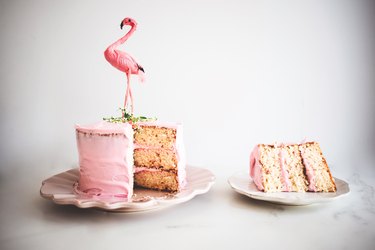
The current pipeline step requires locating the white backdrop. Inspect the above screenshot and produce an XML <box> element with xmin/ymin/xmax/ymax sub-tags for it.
<box><xmin>1</xmin><ymin>0</ymin><xmax>374</xmax><ymax>177</ymax></box>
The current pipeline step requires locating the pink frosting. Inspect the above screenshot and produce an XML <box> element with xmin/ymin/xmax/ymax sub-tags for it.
<box><xmin>134</xmin><ymin>167</ymin><xmax>161</xmax><ymax>173</ymax></box>
<box><xmin>299</xmin><ymin>146</ymin><xmax>317</xmax><ymax>191</ymax></box>
<box><xmin>250</xmin><ymin>145</ymin><xmax>264</xmax><ymax>190</ymax></box>
<box><xmin>76</xmin><ymin>121</ymin><xmax>134</xmax><ymax>199</ymax></box>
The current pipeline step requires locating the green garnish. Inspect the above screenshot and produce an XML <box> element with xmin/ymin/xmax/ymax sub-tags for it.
<box><xmin>103</xmin><ymin>108</ymin><xmax>157</xmax><ymax>124</ymax></box>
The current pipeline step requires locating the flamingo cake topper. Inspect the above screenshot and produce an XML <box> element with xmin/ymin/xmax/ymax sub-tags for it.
<box><xmin>104</xmin><ymin>17</ymin><xmax>145</xmax><ymax>117</ymax></box>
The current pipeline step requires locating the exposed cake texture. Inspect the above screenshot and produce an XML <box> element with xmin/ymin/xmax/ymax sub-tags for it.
<box><xmin>250</xmin><ymin>142</ymin><xmax>336</xmax><ymax>192</ymax></box>
<box><xmin>76</xmin><ymin>121</ymin><xmax>134</xmax><ymax>198</ymax></box>
<box><xmin>299</xmin><ymin>142</ymin><xmax>336</xmax><ymax>192</ymax></box>
<box><xmin>133</xmin><ymin>122</ymin><xmax>186</xmax><ymax>192</ymax></box>
<box><xmin>134</xmin><ymin>169</ymin><xmax>179</xmax><ymax>191</ymax></box>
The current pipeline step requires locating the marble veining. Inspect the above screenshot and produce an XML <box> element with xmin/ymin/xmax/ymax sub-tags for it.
<box><xmin>333</xmin><ymin>173</ymin><xmax>375</xmax><ymax>226</ymax></box>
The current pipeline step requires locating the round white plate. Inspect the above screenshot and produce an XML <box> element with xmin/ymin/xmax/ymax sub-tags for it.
<box><xmin>228</xmin><ymin>171</ymin><xmax>350</xmax><ymax>206</ymax></box>
<box><xmin>40</xmin><ymin>166</ymin><xmax>215</xmax><ymax>212</ymax></box>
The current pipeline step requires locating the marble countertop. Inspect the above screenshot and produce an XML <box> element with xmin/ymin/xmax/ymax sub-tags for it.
<box><xmin>1</xmin><ymin>164</ymin><xmax>374</xmax><ymax>250</ymax></box>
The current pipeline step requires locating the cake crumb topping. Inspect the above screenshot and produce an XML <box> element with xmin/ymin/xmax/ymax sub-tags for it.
<box><xmin>103</xmin><ymin>108</ymin><xmax>157</xmax><ymax>124</ymax></box>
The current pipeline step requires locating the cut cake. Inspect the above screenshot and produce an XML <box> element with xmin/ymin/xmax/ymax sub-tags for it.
<box><xmin>250</xmin><ymin>142</ymin><xmax>336</xmax><ymax>192</ymax></box>
<box><xmin>75</xmin><ymin>121</ymin><xmax>186</xmax><ymax>199</ymax></box>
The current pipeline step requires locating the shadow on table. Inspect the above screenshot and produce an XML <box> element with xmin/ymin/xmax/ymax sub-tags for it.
<box><xmin>227</xmin><ymin>188</ymin><xmax>332</xmax><ymax>215</ymax></box>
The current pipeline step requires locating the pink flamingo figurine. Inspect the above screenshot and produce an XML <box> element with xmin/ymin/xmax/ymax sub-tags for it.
<box><xmin>104</xmin><ymin>17</ymin><xmax>145</xmax><ymax>116</ymax></box>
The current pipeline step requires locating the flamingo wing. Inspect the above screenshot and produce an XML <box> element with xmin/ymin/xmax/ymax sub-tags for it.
<box><xmin>113</xmin><ymin>50</ymin><xmax>143</xmax><ymax>74</ymax></box>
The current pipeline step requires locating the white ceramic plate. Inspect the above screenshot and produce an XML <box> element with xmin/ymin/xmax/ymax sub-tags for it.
<box><xmin>228</xmin><ymin>171</ymin><xmax>350</xmax><ymax>206</ymax></box>
<box><xmin>40</xmin><ymin>166</ymin><xmax>215</xmax><ymax>212</ymax></box>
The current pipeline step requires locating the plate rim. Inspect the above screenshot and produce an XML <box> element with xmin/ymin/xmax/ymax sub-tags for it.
<box><xmin>40</xmin><ymin>166</ymin><xmax>215</xmax><ymax>212</ymax></box>
<box><xmin>227</xmin><ymin>171</ymin><xmax>350</xmax><ymax>206</ymax></box>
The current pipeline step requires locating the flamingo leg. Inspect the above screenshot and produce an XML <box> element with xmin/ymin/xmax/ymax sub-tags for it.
<box><xmin>123</xmin><ymin>73</ymin><xmax>131</xmax><ymax>117</ymax></box>
<box><xmin>129</xmin><ymin>81</ymin><xmax>134</xmax><ymax>114</ymax></box>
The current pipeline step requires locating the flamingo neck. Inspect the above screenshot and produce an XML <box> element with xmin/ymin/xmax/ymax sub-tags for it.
<box><xmin>109</xmin><ymin>25</ymin><xmax>137</xmax><ymax>49</ymax></box>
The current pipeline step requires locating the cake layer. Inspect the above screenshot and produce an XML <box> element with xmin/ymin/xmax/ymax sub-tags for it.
<box><xmin>282</xmin><ymin>144</ymin><xmax>309</xmax><ymax>192</ymax></box>
<box><xmin>250</xmin><ymin>142</ymin><xmax>335</xmax><ymax>193</ymax></box>
<box><xmin>256</xmin><ymin>144</ymin><xmax>284</xmax><ymax>192</ymax></box>
<box><xmin>134</xmin><ymin>125</ymin><xmax>176</xmax><ymax>148</ymax></box>
<box><xmin>134</xmin><ymin>169</ymin><xmax>179</xmax><ymax>192</ymax></box>
<box><xmin>300</xmin><ymin>142</ymin><xmax>336</xmax><ymax>192</ymax></box>
<box><xmin>134</xmin><ymin>148</ymin><xmax>177</xmax><ymax>170</ymax></box>
<box><xmin>76</xmin><ymin>121</ymin><xmax>134</xmax><ymax>198</ymax></box>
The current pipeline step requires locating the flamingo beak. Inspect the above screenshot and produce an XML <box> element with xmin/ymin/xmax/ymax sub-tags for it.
<box><xmin>120</xmin><ymin>21</ymin><xmax>124</xmax><ymax>29</ymax></box>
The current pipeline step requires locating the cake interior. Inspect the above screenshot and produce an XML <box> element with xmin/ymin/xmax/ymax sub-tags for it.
<box><xmin>258</xmin><ymin>145</ymin><xmax>283</xmax><ymax>192</ymax></box>
<box><xmin>256</xmin><ymin>142</ymin><xmax>336</xmax><ymax>193</ymax></box>
<box><xmin>282</xmin><ymin>144</ymin><xmax>309</xmax><ymax>192</ymax></box>
<box><xmin>133</xmin><ymin>125</ymin><xmax>180</xmax><ymax>192</ymax></box>
<box><xmin>300</xmin><ymin>142</ymin><xmax>336</xmax><ymax>192</ymax></box>
<box><xmin>259</xmin><ymin>144</ymin><xmax>308</xmax><ymax>192</ymax></box>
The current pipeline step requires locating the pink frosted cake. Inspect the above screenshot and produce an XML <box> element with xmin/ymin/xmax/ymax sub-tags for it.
<box><xmin>75</xmin><ymin>120</ymin><xmax>186</xmax><ymax>199</ymax></box>
<box><xmin>250</xmin><ymin>142</ymin><xmax>336</xmax><ymax>193</ymax></box>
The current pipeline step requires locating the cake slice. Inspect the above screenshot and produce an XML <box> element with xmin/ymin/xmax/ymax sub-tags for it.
<box><xmin>250</xmin><ymin>142</ymin><xmax>336</xmax><ymax>192</ymax></box>
<box><xmin>133</xmin><ymin>122</ymin><xmax>186</xmax><ymax>192</ymax></box>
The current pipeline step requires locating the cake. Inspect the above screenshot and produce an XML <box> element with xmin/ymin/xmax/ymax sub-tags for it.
<box><xmin>250</xmin><ymin>142</ymin><xmax>336</xmax><ymax>192</ymax></box>
<box><xmin>76</xmin><ymin>120</ymin><xmax>186</xmax><ymax>199</ymax></box>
